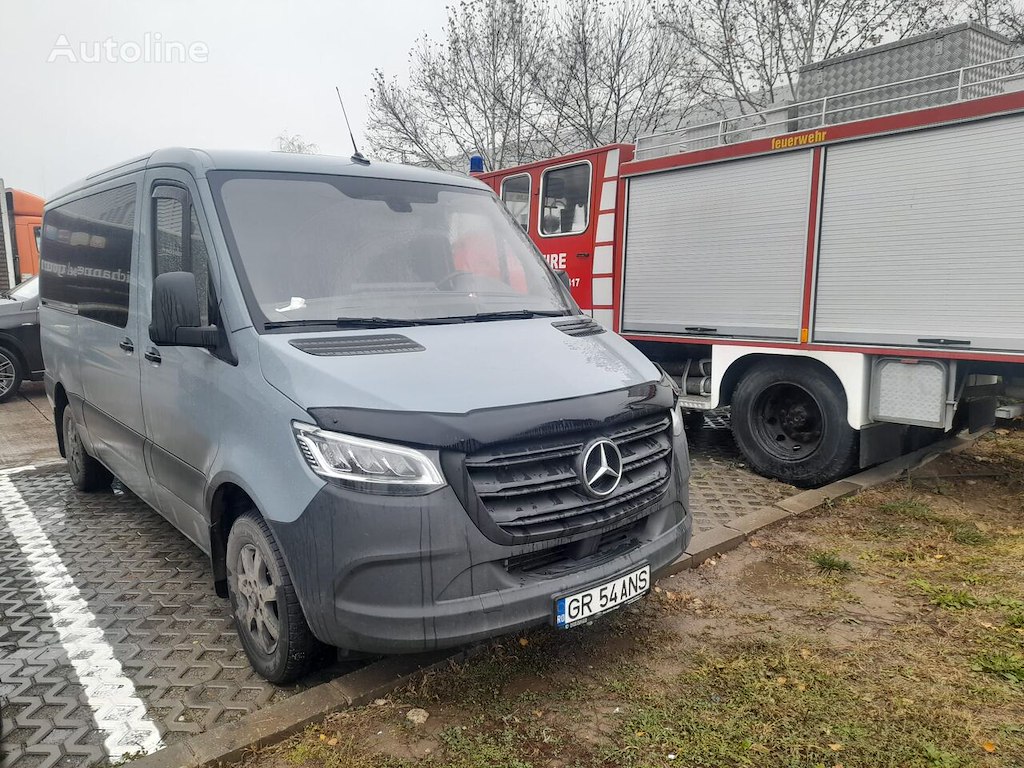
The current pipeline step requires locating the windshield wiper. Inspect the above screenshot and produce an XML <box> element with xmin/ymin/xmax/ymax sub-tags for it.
<box><xmin>264</xmin><ymin>316</ymin><xmax>463</xmax><ymax>331</ymax></box>
<box><xmin>334</xmin><ymin>316</ymin><xmax>462</xmax><ymax>328</ymax></box>
<box><xmin>443</xmin><ymin>309</ymin><xmax>571</xmax><ymax>322</ymax></box>
<box><xmin>264</xmin><ymin>319</ymin><xmax>340</xmax><ymax>330</ymax></box>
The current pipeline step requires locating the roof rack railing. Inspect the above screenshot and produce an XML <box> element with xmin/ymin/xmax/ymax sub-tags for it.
<box><xmin>634</xmin><ymin>53</ymin><xmax>1024</xmax><ymax>160</ymax></box>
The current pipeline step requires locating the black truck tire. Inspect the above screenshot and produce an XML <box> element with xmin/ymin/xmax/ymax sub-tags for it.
<box><xmin>731</xmin><ymin>360</ymin><xmax>857</xmax><ymax>488</ymax></box>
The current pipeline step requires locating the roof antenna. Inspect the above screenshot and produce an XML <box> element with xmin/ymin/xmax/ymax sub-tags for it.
<box><xmin>335</xmin><ymin>87</ymin><xmax>370</xmax><ymax>166</ymax></box>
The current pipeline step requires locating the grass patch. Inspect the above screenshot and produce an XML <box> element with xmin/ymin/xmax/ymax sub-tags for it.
<box><xmin>437</xmin><ymin>724</ymin><xmax>547</xmax><ymax>768</ymax></box>
<box><xmin>909</xmin><ymin>579</ymin><xmax>980</xmax><ymax>609</ymax></box>
<box><xmin>607</xmin><ymin>642</ymin><xmax>977</xmax><ymax>768</ymax></box>
<box><xmin>879</xmin><ymin>498</ymin><xmax>938</xmax><ymax>520</ymax></box>
<box><xmin>810</xmin><ymin>551</ymin><xmax>853</xmax><ymax>574</ymax></box>
<box><xmin>282</xmin><ymin>730</ymin><xmax>390</xmax><ymax>768</ymax></box>
<box><xmin>952</xmin><ymin>524</ymin><xmax>990</xmax><ymax>546</ymax></box>
<box><xmin>972</xmin><ymin>651</ymin><xmax>1024</xmax><ymax>685</ymax></box>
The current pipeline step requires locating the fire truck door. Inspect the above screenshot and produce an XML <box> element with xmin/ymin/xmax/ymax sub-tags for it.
<box><xmin>536</xmin><ymin>159</ymin><xmax>597</xmax><ymax>313</ymax></box>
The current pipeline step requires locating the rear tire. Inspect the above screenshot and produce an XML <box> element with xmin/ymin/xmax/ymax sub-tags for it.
<box><xmin>227</xmin><ymin>511</ymin><xmax>322</xmax><ymax>683</ymax></box>
<box><xmin>731</xmin><ymin>360</ymin><xmax>857</xmax><ymax>488</ymax></box>
<box><xmin>62</xmin><ymin>407</ymin><xmax>113</xmax><ymax>491</ymax></box>
<box><xmin>0</xmin><ymin>347</ymin><xmax>23</xmax><ymax>403</ymax></box>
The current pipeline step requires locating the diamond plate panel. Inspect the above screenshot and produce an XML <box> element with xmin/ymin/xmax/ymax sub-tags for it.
<box><xmin>793</xmin><ymin>23</ymin><xmax>1012</xmax><ymax>130</ymax></box>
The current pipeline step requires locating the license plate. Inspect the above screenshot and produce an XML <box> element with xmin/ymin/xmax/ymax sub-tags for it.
<box><xmin>555</xmin><ymin>565</ymin><xmax>650</xmax><ymax>629</ymax></box>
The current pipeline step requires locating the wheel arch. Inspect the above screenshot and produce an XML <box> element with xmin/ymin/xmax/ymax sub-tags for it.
<box><xmin>712</xmin><ymin>348</ymin><xmax>870</xmax><ymax>429</ymax></box>
<box><xmin>53</xmin><ymin>382</ymin><xmax>70</xmax><ymax>457</ymax></box>
<box><xmin>0</xmin><ymin>335</ymin><xmax>28</xmax><ymax>370</ymax></box>
<box><xmin>208</xmin><ymin>479</ymin><xmax>261</xmax><ymax>598</ymax></box>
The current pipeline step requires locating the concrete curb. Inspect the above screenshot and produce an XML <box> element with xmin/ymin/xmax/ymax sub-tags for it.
<box><xmin>129</xmin><ymin>429</ymin><xmax>983</xmax><ymax>766</ymax></box>
<box><xmin>663</xmin><ymin>429</ymin><xmax>984</xmax><ymax>577</ymax></box>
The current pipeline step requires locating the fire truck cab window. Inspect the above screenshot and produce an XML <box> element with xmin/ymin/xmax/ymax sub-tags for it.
<box><xmin>541</xmin><ymin>163</ymin><xmax>590</xmax><ymax>236</ymax></box>
<box><xmin>500</xmin><ymin>174</ymin><xmax>531</xmax><ymax>230</ymax></box>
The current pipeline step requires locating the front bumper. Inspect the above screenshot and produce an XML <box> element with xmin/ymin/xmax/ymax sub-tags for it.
<box><xmin>271</xmin><ymin>432</ymin><xmax>690</xmax><ymax>654</ymax></box>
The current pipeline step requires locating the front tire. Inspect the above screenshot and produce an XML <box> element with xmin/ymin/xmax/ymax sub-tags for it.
<box><xmin>62</xmin><ymin>407</ymin><xmax>113</xmax><ymax>491</ymax></box>
<box><xmin>731</xmin><ymin>360</ymin><xmax>857</xmax><ymax>488</ymax></box>
<box><xmin>0</xmin><ymin>347</ymin><xmax>23</xmax><ymax>403</ymax></box>
<box><xmin>227</xmin><ymin>511</ymin><xmax>321</xmax><ymax>683</ymax></box>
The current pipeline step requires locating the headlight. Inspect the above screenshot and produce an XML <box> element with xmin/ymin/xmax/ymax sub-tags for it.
<box><xmin>292</xmin><ymin>422</ymin><xmax>445</xmax><ymax>495</ymax></box>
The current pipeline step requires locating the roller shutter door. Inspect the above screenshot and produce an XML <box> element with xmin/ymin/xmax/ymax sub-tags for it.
<box><xmin>622</xmin><ymin>151</ymin><xmax>811</xmax><ymax>339</ymax></box>
<box><xmin>814</xmin><ymin>114</ymin><xmax>1024</xmax><ymax>352</ymax></box>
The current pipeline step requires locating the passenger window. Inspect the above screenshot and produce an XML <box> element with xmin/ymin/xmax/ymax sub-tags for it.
<box><xmin>152</xmin><ymin>188</ymin><xmax>212</xmax><ymax>325</ymax></box>
<box><xmin>540</xmin><ymin>163</ymin><xmax>590</xmax><ymax>236</ymax></box>
<box><xmin>500</xmin><ymin>174</ymin><xmax>531</xmax><ymax>230</ymax></box>
<box><xmin>39</xmin><ymin>184</ymin><xmax>136</xmax><ymax>327</ymax></box>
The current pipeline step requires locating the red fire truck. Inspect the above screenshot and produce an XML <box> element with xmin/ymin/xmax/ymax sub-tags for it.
<box><xmin>476</xmin><ymin>30</ymin><xmax>1024</xmax><ymax>487</ymax></box>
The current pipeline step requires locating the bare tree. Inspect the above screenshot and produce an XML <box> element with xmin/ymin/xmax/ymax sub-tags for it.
<box><xmin>535</xmin><ymin>0</ymin><xmax>704</xmax><ymax>151</ymax></box>
<box><xmin>958</xmin><ymin>0</ymin><xmax>1024</xmax><ymax>42</ymax></box>
<box><xmin>656</xmin><ymin>0</ymin><xmax>952</xmax><ymax>114</ymax></box>
<box><xmin>276</xmin><ymin>132</ymin><xmax>320</xmax><ymax>154</ymax></box>
<box><xmin>367</xmin><ymin>0</ymin><xmax>551</xmax><ymax>170</ymax></box>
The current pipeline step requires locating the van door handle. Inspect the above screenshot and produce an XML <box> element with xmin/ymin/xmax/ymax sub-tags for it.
<box><xmin>118</xmin><ymin>337</ymin><xmax>134</xmax><ymax>354</ymax></box>
<box><xmin>144</xmin><ymin>348</ymin><xmax>162</xmax><ymax>364</ymax></box>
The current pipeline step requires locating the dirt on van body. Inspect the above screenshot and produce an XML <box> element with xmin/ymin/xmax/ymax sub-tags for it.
<box><xmin>244</xmin><ymin>427</ymin><xmax>1024</xmax><ymax>768</ymax></box>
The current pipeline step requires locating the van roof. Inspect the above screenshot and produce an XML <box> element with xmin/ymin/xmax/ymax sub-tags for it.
<box><xmin>48</xmin><ymin>148</ymin><xmax>486</xmax><ymax>205</ymax></box>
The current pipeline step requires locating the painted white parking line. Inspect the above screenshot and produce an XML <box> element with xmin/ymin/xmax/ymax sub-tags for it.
<box><xmin>0</xmin><ymin>471</ymin><xmax>165</xmax><ymax>759</ymax></box>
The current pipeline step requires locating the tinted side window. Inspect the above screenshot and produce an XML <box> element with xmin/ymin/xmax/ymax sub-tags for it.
<box><xmin>152</xmin><ymin>189</ymin><xmax>212</xmax><ymax>325</ymax></box>
<box><xmin>40</xmin><ymin>184</ymin><xmax>136</xmax><ymax>327</ymax></box>
<box><xmin>540</xmin><ymin>163</ymin><xmax>590</xmax><ymax>236</ymax></box>
<box><xmin>500</xmin><ymin>174</ymin><xmax>531</xmax><ymax>230</ymax></box>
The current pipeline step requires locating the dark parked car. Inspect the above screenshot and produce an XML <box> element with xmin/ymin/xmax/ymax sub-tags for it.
<box><xmin>0</xmin><ymin>276</ymin><xmax>43</xmax><ymax>402</ymax></box>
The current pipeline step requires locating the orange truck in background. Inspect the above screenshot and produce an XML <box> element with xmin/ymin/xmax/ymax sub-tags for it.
<box><xmin>0</xmin><ymin>184</ymin><xmax>44</xmax><ymax>290</ymax></box>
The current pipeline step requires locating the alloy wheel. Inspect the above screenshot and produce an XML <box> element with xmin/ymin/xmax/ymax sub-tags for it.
<box><xmin>235</xmin><ymin>543</ymin><xmax>280</xmax><ymax>655</ymax></box>
<box><xmin>0</xmin><ymin>352</ymin><xmax>15</xmax><ymax>398</ymax></box>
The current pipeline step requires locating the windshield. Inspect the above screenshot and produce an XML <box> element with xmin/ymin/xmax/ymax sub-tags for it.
<box><xmin>209</xmin><ymin>172</ymin><xmax>574</xmax><ymax>329</ymax></box>
<box><xmin>9</xmin><ymin>276</ymin><xmax>39</xmax><ymax>301</ymax></box>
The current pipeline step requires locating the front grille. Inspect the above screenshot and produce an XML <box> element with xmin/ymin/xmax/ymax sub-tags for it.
<box><xmin>465</xmin><ymin>412</ymin><xmax>673</xmax><ymax>541</ymax></box>
<box><xmin>505</xmin><ymin>519</ymin><xmax>644</xmax><ymax>576</ymax></box>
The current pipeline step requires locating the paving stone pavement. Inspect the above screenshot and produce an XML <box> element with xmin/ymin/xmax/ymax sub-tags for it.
<box><xmin>0</xmin><ymin>411</ymin><xmax>791</xmax><ymax>768</ymax></box>
<box><xmin>687</xmin><ymin>411</ymin><xmax>796</xmax><ymax>533</ymax></box>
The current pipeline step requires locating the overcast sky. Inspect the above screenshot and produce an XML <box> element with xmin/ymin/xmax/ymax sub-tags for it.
<box><xmin>0</xmin><ymin>0</ymin><xmax>449</xmax><ymax>196</ymax></box>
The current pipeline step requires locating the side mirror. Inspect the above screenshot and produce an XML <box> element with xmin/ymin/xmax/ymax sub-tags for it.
<box><xmin>150</xmin><ymin>271</ymin><xmax>218</xmax><ymax>347</ymax></box>
<box><xmin>555</xmin><ymin>270</ymin><xmax>571</xmax><ymax>290</ymax></box>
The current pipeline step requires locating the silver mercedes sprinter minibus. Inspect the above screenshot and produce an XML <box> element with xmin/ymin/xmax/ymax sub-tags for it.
<box><xmin>39</xmin><ymin>149</ymin><xmax>690</xmax><ymax>682</ymax></box>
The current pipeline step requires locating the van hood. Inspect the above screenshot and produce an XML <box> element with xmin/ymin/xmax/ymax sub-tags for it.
<box><xmin>258</xmin><ymin>317</ymin><xmax>660</xmax><ymax>416</ymax></box>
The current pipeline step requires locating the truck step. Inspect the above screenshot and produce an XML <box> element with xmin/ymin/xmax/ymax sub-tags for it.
<box><xmin>678</xmin><ymin>394</ymin><xmax>714</xmax><ymax>410</ymax></box>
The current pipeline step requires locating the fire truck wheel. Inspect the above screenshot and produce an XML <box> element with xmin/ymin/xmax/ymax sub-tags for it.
<box><xmin>731</xmin><ymin>360</ymin><xmax>857</xmax><ymax>488</ymax></box>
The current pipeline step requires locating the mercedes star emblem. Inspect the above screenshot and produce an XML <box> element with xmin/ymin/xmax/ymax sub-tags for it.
<box><xmin>578</xmin><ymin>438</ymin><xmax>623</xmax><ymax>498</ymax></box>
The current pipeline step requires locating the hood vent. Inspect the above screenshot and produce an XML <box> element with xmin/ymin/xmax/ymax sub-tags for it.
<box><xmin>552</xmin><ymin>317</ymin><xmax>606</xmax><ymax>337</ymax></box>
<box><xmin>290</xmin><ymin>334</ymin><xmax>425</xmax><ymax>356</ymax></box>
